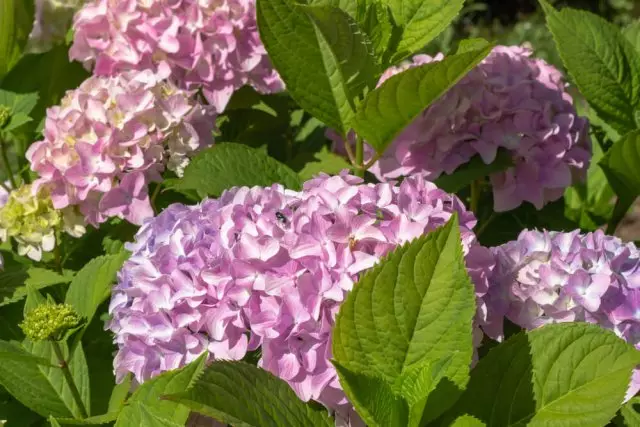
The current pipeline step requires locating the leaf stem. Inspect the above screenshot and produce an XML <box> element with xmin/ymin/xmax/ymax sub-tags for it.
<box><xmin>354</xmin><ymin>135</ymin><xmax>364</xmax><ymax>178</ymax></box>
<box><xmin>150</xmin><ymin>183</ymin><xmax>162</xmax><ymax>213</ymax></box>
<box><xmin>343</xmin><ymin>137</ymin><xmax>356</xmax><ymax>165</ymax></box>
<box><xmin>50</xmin><ymin>340</ymin><xmax>88</xmax><ymax>419</ymax></box>
<box><xmin>0</xmin><ymin>135</ymin><xmax>17</xmax><ymax>189</ymax></box>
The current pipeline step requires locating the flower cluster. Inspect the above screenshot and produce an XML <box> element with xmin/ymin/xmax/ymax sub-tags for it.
<box><xmin>20</xmin><ymin>303</ymin><xmax>81</xmax><ymax>341</ymax></box>
<box><xmin>487</xmin><ymin>229</ymin><xmax>640</xmax><ymax>399</ymax></box>
<box><xmin>69</xmin><ymin>0</ymin><xmax>284</xmax><ymax>112</ymax></box>
<box><xmin>330</xmin><ymin>45</ymin><xmax>591</xmax><ymax>212</ymax></box>
<box><xmin>108</xmin><ymin>173</ymin><xmax>496</xmax><ymax>417</ymax></box>
<box><xmin>27</xmin><ymin>69</ymin><xmax>215</xmax><ymax>227</ymax></box>
<box><xmin>27</xmin><ymin>0</ymin><xmax>84</xmax><ymax>53</ymax></box>
<box><xmin>0</xmin><ymin>184</ymin><xmax>85</xmax><ymax>261</ymax></box>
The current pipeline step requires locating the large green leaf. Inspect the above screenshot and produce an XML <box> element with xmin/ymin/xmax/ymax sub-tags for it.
<box><xmin>444</xmin><ymin>323</ymin><xmax>640</xmax><ymax>427</ymax></box>
<box><xmin>332</xmin><ymin>215</ymin><xmax>476</xmax><ymax>422</ymax></box>
<box><xmin>257</xmin><ymin>0</ymin><xmax>378</xmax><ymax>134</ymax></box>
<box><xmin>386</xmin><ymin>0</ymin><xmax>464</xmax><ymax>63</ymax></box>
<box><xmin>0</xmin><ymin>340</ymin><xmax>89</xmax><ymax>418</ymax></box>
<box><xmin>540</xmin><ymin>1</ymin><xmax>640</xmax><ymax>135</ymax></box>
<box><xmin>114</xmin><ymin>353</ymin><xmax>207</xmax><ymax>427</ymax></box>
<box><xmin>0</xmin><ymin>0</ymin><xmax>33</xmax><ymax>79</ymax></box>
<box><xmin>65</xmin><ymin>251</ymin><xmax>129</xmax><ymax>330</ymax></box>
<box><xmin>623</xmin><ymin>21</ymin><xmax>640</xmax><ymax>54</ymax></box>
<box><xmin>164</xmin><ymin>361</ymin><xmax>334</xmax><ymax>427</ymax></box>
<box><xmin>451</xmin><ymin>415</ymin><xmax>487</xmax><ymax>427</ymax></box>
<box><xmin>171</xmin><ymin>143</ymin><xmax>302</xmax><ymax>196</ymax></box>
<box><xmin>620</xmin><ymin>397</ymin><xmax>640</xmax><ymax>427</ymax></box>
<box><xmin>296</xmin><ymin>146</ymin><xmax>352</xmax><ymax>180</ymax></box>
<box><xmin>351</xmin><ymin>46</ymin><xmax>491</xmax><ymax>154</ymax></box>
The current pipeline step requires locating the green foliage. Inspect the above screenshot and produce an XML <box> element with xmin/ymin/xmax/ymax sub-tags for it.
<box><xmin>163</xmin><ymin>361</ymin><xmax>334</xmax><ymax>427</ymax></box>
<box><xmin>444</xmin><ymin>323</ymin><xmax>640</xmax><ymax>427</ymax></box>
<box><xmin>351</xmin><ymin>46</ymin><xmax>492</xmax><ymax>154</ymax></box>
<box><xmin>450</xmin><ymin>415</ymin><xmax>487</xmax><ymax>427</ymax></box>
<box><xmin>620</xmin><ymin>397</ymin><xmax>640</xmax><ymax>426</ymax></box>
<box><xmin>386</xmin><ymin>0</ymin><xmax>465</xmax><ymax>63</ymax></box>
<box><xmin>0</xmin><ymin>262</ymin><xmax>73</xmax><ymax>308</ymax></box>
<box><xmin>170</xmin><ymin>142</ymin><xmax>303</xmax><ymax>196</ymax></box>
<box><xmin>541</xmin><ymin>0</ymin><xmax>640</xmax><ymax>136</ymax></box>
<box><xmin>623</xmin><ymin>20</ymin><xmax>640</xmax><ymax>53</ymax></box>
<box><xmin>257</xmin><ymin>0</ymin><xmax>378</xmax><ymax>134</ymax></box>
<box><xmin>0</xmin><ymin>0</ymin><xmax>34</xmax><ymax>79</ymax></box>
<box><xmin>333</xmin><ymin>215</ymin><xmax>476</xmax><ymax>424</ymax></box>
<box><xmin>114</xmin><ymin>353</ymin><xmax>207</xmax><ymax>427</ymax></box>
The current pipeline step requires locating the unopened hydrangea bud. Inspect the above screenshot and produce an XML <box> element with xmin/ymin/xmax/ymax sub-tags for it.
<box><xmin>0</xmin><ymin>106</ymin><xmax>11</xmax><ymax>129</ymax></box>
<box><xmin>20</xmin><ymin>303</ymin><xmax>81</xmax><ymax>341</ymax></box>
<box><xmin>0</xmin><ymin>184</ymin><xmax>85</xmax><ymax>261</ymax></box>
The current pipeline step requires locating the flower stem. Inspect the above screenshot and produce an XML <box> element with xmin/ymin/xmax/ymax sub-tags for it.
<box><xmin>0</xmin><ymin>136</ymin><xmax>17</xmax><ymax>189</ymax></box>
<box><xmin>470</xmin><ymin>179</ymin><xmax>481</xmax><ymax>213</ymax></box>
<box><xmin>51</xmin><ymin>340</ymin><xmax>88</xmax><ymax>419</ymax></box>
<box><xmin>150</xmin><ymin>183</ymin><xmax>162</xmax><ymax>214</ymax></box>
<box><xmin>354</xmin><ymin>136</ymin><xmax>364</xmax><ymax>178</ymax></box>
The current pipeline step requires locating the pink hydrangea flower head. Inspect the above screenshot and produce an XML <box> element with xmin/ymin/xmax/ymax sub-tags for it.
<box><xmin>488</xmin><ymin>229</ymin><xmax>640</xmax><ymax>400</ymax></box>
<box><xmin>329</xmin><ymin>46</ymin><xmax>591</xmax><ymax>212</ymax></box>
<box><xmin>108</xmin><ymin>172</ymin><xmax>496</xmax><ymax>419</ymax></box>
<box><xmin>69</xmin><ymin>0</ymin><xmax>284</xmax><ymax>112</ymax></box>
<box><xmin>27</xmin><ymin>70</ymin><xmax>215</xmax><ymax>226</ymax></box>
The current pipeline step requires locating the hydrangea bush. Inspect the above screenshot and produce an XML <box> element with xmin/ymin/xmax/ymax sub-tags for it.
<box><xmin>0</xmin><ymin>0</ymin><xmax>640</xmax><ymax>426</ymax></box>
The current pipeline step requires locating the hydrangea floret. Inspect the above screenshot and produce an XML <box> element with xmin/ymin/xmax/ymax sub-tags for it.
<box><xmin>108</xmin><ymin>172</ymin><xmax>496</xmax><ymax>418</ymax></box>
<box><xmin>487</xmin><ymin>229</ymin><xmax>640</xmax><ymax>400</ymax></box>
<box><xmin>0</xmin><ymin>184</ymin><xmax>85</xmax><ymax>261</ymax></box>
<box><xmin>20</xmin><ymin>303</ymin><xmax>81</xmax><ymax>342</ymax></box>
<box><xmin>329</xmin><ymin>45</ymin><xmax>591</xmax><ymax>212</ymax></box>
<box><xmin>27</xmin><ymin>69</ymin><xmax>215</xmax><ymax>226</ymax></box>
<box><xmin>69</xmin><ymin>0</ymin><xmax>284</xmax><ymax>112</ymax></box>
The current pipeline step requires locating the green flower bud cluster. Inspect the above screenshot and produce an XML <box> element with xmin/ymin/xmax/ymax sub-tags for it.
<box><xmin>0</xmin><ymin>184</ymin><xmax>85</xmax><ymax>261</ymax></box>
<box><xmin>19</xmin><ymin>303</ymin><xmax>81</xmax><ymax>342</ymax></box>
<box><xmin>0</xmin><ymin>106</ymin><xmax>10</xmax><ymax>129</ymax></box>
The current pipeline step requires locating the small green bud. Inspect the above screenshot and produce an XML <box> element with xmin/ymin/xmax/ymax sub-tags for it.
<box><xmin>20</xmin><ymin>303</ymin><xmax>81</xmax><ymax>342</ymax></box>
<box><xmin>0</xmin><ymin>106</ymin><xmax>10</xmax><ymax>129</ymax></box>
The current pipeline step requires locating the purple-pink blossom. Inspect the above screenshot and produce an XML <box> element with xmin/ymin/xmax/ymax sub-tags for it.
<box><xmin>69</xmin><ymin>0</ymin><xmax>284</xmax><ymax>112</ymax></box>
<box><xmin>27</xmin><ymin>69</ymin><xmax>215</xmax><ymax>226</ymax></box>
<box><xmin>330</xmin><ymin>45</ymin><xmax>591</xmax><ymax>212</ymax></box>
<box><xmin>108</xmin><ymin>173</ymin><xmax>496</xmax><ymax>418</ymax></box>
<box><xmin>487</xmin><ymin>229</ymin><xmax>640</xmax><ymax>400</ymax></box>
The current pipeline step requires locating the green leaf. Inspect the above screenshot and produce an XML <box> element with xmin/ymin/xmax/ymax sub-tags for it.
<box><xmin>257</xmin><ymin>0</ymin><xmax>378</xmax><ymax>134</ymax></box>
<box><xmin>333</xmin><ymin>361</ymin><xmax>408</xmax><ymax>427</ymax></box>
<box><xmin>0</xmin><ymin>340</ymin><xmax>55</xmax><ymax>367</ymax></box>
<box><xmin>450</xmin><ymin>415</ymin><xmax>486</xmax><ymax>427</ymax></box>
<box><xmin>434</xmin><ymin>150</ymin><xmax>513</xmax><ymax>193</ymax></box>
<box><xmin>444</xmin><ymin>323</ymin><xmax>640</xmax><ymax>427</ymax></box>
<box><xmin>351</xmin><ymin>46</ymin><xmax>491</xmax><ymax>154</ymax></box>
<box><xmin>0</xmin><ymin>266</ymin><xmax>73</xmax><ymax>308</ymax></box>
<box><xmin>623</xmin><ymin>20</ymin><xmax>640</xmax><ymax>53</ymax></box>
<box><xmin>4</xmin><ymin>112</ymin><xmax>31</xmax><ymax>131</ymax></box>
<box><xmin>564</xmin><ymin>134</ymin><xmax>614</xmax><ymax>230</ymax></box>
<box><xmin>387</xmin><ymin>0</ymin><xmax>464</xmax><ymax>63</ymax></box>
<box><xmin>358</xmin><ymin>2</ymin><xmax>394</xmax><ymax>61</ymax></box>
<box><xmin>172</xmin><ymin>143</ymin><xmax>302</xmax><ymax>196</ymax></box>
<box><xmin>540</xmin><ymin>0</ymin><xmax>640</xmax><ymax>135</ymax></box>
<box><xmin>620</xmin><ymin>397</ymin><xmax>640</xmax><ymax>427</ymax></box>
<box><xmin>115</xmin><ymin>353</ymin><xmax>208</xmax><ymax>427</ymax></box>
<box><xmin>56</xmin><ymin>412</ymin><xmax>119</xmax><ymax>425</ymax></box>
<box><xmin>163</xmin><ymin>361</ymin><xmax>333</xmax><ymax>427</ymax></box>
<box><xmin>297</xmin><ymin>146</ymin><xmax>351</xmax><ymax>180</ymax></box>
<box><xmin>48</xmin><ymin>417</ymin><xmax>61</xmax><ymax>427</ymax></box>
<box><xmin>108</xmin><ymin>374</ymin><xmax>131</xmax><ymax>413</ymax></box>
<box><xmin>0</xmin><ymin>0</ymin><xmax>34</xmax><ymax>79</ymax></box>
<box><xmin>0</xmin><ymin>340</ymin><xmax>89</xmax><ymax>418</ymax></box>
<box><xmin>600</xmin><ymin>129</ymin><xmax>640</xmax><ymax>229</ymax></box>
<box><xmin>332</xmin><ymin>215</ymin><xmax>476</xmax><ymax>422</ymax></box>
<box><xmin>65</xmin><ymin>251</ymin><xmax>129</xmax><ymax>329</ymax></box>
<box><xmin>0</xmin><ymin>90</ymin><xmax>38</xmax><ymax>115</ymax></box>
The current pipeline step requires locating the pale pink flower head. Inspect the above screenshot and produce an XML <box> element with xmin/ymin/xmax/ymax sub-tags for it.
<box><xmin>27</xmin><ymin>69</ymin><xmax>215</xmax><ymax>226</ymax></box>
<box><xmin>69</xmin><ymin>0</ymin><xmax>284</xmax><ymax>112</ymax></box>
<box><xmin>330</xmin><ymin>46</ymin><xmax>591</xmax><ymax>212</ymax></box>
<box><xmin>108</xmin><ymin>172</ymin><xmax>496</xmax><ymax>420</ymax></box>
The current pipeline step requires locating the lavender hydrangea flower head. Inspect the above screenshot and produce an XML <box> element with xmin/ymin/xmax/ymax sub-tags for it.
<box><xmin>488</xmin><ymin>229</ymin><xmax>640</xmax><ymax>400</ymax></box>
<box><xmin>27</xmin><ymin>69</ymin><xmax>215</xmax><ymax>226</ymax></box>
<box><xmin>108</xmin><ymin>172</ymin><xmax>496</xmax><ymax>418</ymax></box>
<box><xmin>330</xmin><ymin>45</ymin><xmax>591</xmax><ymax>212</ymax></box>
<box><xmin>69</xmin><ymin>0</ymin><xmax>284</xmax><ymax>112</ymax></box>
